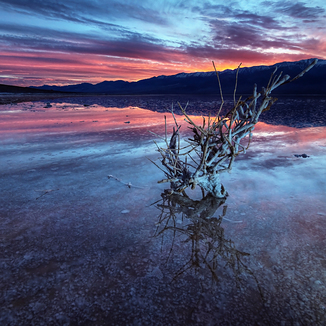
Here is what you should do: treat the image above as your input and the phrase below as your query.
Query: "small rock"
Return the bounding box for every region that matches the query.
[75,297,87,308]
[149,266,163,279]
[55,313,70,325]
[121,210,130,214]
[294,154,309,158]
[33,302,46,313]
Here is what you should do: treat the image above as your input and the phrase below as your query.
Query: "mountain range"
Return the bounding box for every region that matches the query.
[31,58,326,95]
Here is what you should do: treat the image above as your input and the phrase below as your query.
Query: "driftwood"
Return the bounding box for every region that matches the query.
[151,59,318,198]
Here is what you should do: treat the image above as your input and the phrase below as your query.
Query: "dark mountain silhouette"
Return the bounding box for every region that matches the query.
[0,83,61,93]
[29,58,325,95]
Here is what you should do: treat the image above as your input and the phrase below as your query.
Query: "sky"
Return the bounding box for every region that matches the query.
[0,0,325,87]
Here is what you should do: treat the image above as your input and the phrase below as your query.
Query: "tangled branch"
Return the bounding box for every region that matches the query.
[152,59,318,198]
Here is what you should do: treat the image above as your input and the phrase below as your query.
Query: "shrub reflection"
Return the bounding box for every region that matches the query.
[154,190,251,284]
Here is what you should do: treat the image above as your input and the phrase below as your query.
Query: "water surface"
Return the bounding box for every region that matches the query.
[0,96,326,325]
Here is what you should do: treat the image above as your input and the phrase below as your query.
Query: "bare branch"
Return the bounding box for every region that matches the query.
[150,60,317,198]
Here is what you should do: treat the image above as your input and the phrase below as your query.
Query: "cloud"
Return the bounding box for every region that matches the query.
[185,44,317,64]
[190,2,234,17]
[189,2,307,53]
[233,12,282,29]
[191,2,282,29]
[209,20,302,51]
[0,0,325,87]
[186,45,271,62]
[0,0,169,27]
[0,33,184,64]
[275,1,325,19]
[0,20,184,62]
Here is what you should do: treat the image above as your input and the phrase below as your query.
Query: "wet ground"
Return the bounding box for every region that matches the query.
[0,96,326,325]
[0,92,85,105]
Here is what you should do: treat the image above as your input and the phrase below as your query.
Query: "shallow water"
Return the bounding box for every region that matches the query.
[0,97,326,325]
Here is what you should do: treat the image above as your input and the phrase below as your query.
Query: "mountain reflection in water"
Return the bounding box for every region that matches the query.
[19,94,325,128]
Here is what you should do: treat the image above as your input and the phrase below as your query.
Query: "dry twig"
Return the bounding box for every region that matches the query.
[107,175,143,189]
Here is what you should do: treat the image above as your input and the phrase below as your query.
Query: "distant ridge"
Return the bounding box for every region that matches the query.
[29,58,326,95]
[0,83,61,94]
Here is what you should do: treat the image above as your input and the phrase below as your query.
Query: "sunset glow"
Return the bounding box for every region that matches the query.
[0,0,325,86]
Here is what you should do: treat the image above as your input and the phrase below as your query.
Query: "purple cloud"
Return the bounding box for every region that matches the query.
[265,1,325,19]
[209,20,302,51]
[0,0,169,26]
[0,0,325,87]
